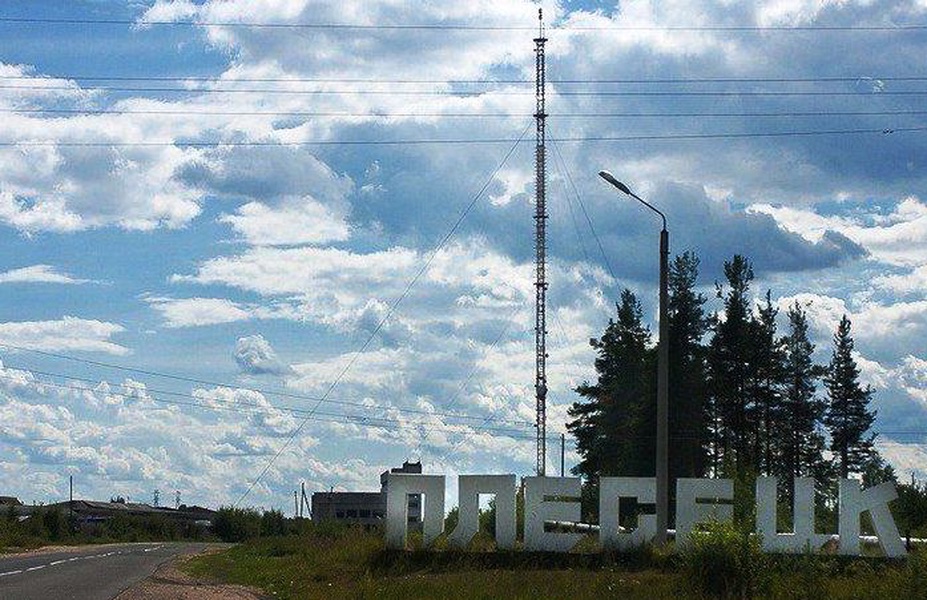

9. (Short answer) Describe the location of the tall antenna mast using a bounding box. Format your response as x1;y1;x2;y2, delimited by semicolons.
533;8;548;477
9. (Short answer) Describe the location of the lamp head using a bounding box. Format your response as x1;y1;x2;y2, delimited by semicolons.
598;170;632;196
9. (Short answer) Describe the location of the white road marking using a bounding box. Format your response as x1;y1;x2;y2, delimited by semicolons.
0;544;172;579
0;570;24;577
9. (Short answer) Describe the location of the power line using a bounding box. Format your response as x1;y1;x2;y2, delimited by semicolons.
5;74;927;84
1;361;534;428
549;129;617;282
4;126;920;148
8;83;927;96
0;343;533;426
2;16;926;32
232;123;533;506
8;108;927;119
0;371;535;439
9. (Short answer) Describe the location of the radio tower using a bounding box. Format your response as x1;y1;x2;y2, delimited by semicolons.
533;8;549;477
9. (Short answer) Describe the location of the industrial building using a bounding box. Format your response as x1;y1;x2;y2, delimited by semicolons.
311;461;422;527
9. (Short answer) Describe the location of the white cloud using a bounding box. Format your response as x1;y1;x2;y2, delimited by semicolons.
750;197;927;268
234;335;292;375
0;264;91;285
145;296;254;328
0;317;127;355
220;197;350;246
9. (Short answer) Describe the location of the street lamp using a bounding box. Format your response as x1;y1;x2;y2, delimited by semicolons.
598;170;669;546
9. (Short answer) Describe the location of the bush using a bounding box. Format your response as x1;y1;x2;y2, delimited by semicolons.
212;506;262;542
260;509;287;537
682;520;766;599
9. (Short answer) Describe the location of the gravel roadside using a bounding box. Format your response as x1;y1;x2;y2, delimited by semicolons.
114;546;266;600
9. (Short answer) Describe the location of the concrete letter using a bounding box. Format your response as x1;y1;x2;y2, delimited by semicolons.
675;478;733;549
599;477;656;550
524;477;584;552
838;479;905;557
756;477;829;553
385;473;445;549
449;474;517;550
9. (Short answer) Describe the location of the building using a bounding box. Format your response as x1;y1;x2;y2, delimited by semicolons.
311;461;423;527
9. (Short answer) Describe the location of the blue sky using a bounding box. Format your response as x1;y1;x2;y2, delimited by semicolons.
1;0;926;511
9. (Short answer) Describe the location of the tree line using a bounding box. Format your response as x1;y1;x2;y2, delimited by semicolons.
567;253;893;518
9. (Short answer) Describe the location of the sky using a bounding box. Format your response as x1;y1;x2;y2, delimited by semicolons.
0;0;926;512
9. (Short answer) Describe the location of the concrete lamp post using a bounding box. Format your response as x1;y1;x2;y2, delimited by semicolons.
598;170;670;546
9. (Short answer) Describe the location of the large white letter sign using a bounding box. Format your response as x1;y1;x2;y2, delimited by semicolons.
675;478;733;549
449;474;517;550
385;473;445;549
599;477;656;550
838;479;905;557
756;477;830;553
524;477;584;552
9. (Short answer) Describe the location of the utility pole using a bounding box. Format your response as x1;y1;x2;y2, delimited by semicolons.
300;482;309;519
560;433;565;477
534;7;549;477
294;491;299;518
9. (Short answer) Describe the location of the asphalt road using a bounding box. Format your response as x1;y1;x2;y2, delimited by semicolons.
0;542;207;600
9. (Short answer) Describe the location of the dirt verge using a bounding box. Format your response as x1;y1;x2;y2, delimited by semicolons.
115;547;266;600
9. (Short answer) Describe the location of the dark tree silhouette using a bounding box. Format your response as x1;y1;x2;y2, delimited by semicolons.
777;302;831;496
748;291;785;478
668;252;711;481
706;255;756;475
567;289;653;481
823;315;877;479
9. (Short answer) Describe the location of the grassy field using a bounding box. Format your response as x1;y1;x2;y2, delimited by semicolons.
185;524;927;599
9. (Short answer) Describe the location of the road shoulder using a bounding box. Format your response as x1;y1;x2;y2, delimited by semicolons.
115;546;265;600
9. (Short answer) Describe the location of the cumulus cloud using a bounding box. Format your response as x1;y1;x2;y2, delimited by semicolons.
220;197;350;246
0;317;128;355
0;264;92;285
234;334;292;375
145;296;254;328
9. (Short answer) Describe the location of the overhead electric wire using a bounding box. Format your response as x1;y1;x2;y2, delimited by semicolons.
9;108;927;119
549;129;617;282
5;74;927;84
0;371;536;439
7;108;927;122
8;83;927;96
232;122;533;506
3;125;927;149
0;360;533;428
2;16;926;31
0;343;532;427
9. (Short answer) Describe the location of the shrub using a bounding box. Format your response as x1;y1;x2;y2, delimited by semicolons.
682;520;766;599
212;506;262;542
260;509;287;536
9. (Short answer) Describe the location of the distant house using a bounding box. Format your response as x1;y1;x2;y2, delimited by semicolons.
39;499;216;528
311;461;423;527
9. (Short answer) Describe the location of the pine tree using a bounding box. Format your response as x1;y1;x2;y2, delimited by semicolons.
823;315;877;479
667;252;711;480
744;292;785;477
567;289;653;480
777;302;830;496
706;255;756;475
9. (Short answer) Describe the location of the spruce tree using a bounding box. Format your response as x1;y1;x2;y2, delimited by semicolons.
567;289;653;480
823;315;876;479
706;255;756;474
667;252;710;480
778;302;830;496
747;292;786;477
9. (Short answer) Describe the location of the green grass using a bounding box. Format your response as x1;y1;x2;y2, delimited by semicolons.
185;523;927;599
